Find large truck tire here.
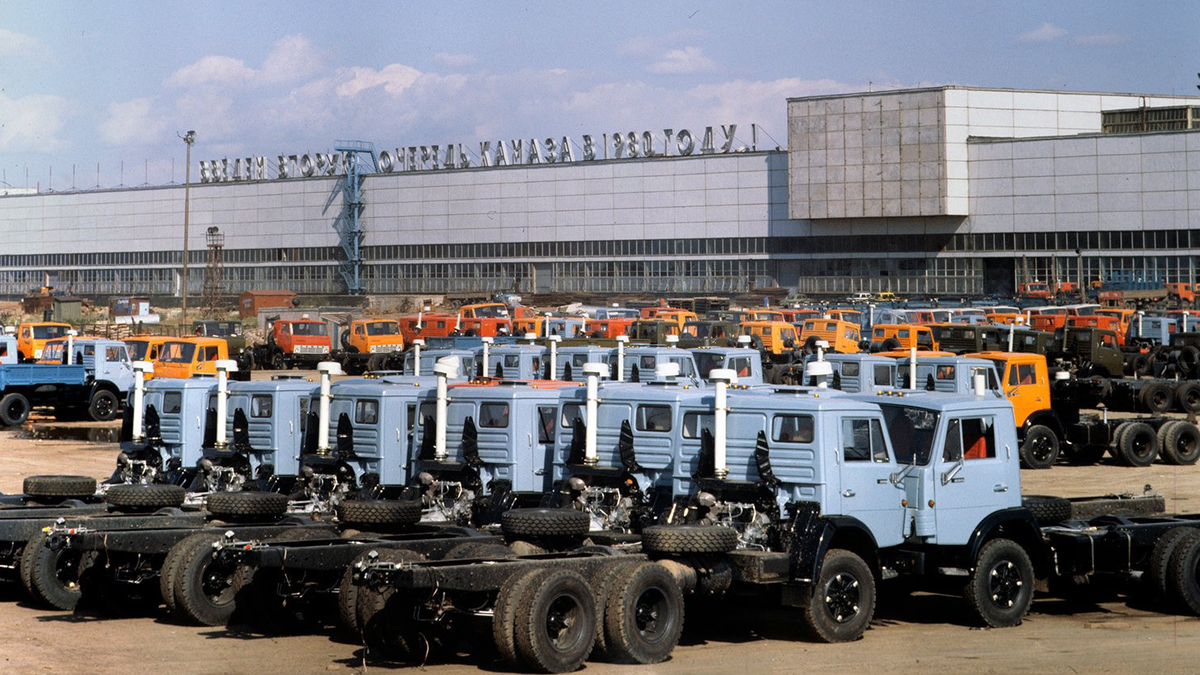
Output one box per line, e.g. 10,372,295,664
800,548,876,643
493,567,546,666
1021,495,1071,524
357,549,427,662
21,529,84,610
1167,530,1200,615
500,508,590,538
105,483,186,509
336,499,422,529
0,392,31,426
23,475,97,500
1139,383,1174,415
1162,422,1200,465
1145,526,1195,604
1175,382,1200,413
513,568,597,673
170,532,251,626
641,525,738,554
601,561,685,664
1116,422,1158,467
1018,425,1059,469
87,389,120,422
205,491,288,519
963,538,1035,628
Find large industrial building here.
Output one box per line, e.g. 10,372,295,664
2,85,1199,300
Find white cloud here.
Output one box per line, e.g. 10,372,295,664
0,91,70,151
335,64,423,98
98,98,168,146
431,52,477,68
260,35,323,83
647,46,717,74
618,29,707,58
1074,33,1129,47
1019,23,1067,43
0,27,46,60
166,55,255,88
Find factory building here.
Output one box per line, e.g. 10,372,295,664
2,86,1198,299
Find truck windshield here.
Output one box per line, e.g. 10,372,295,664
127,341,150,360
160,342,197,363
194,322,240,337
290,322,328,336
693,352,724,378
879,404,941,466
366,321,400,336
33,325,69,339
471,305,508,318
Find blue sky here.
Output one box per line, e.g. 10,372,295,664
1,1,1196,189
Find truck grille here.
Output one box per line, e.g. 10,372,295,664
294,345,330,355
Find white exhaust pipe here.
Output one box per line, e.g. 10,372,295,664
66,330,77,363
481,336,492,378
655,362,681,382
615,335,629,382
665,334,679,348
548,335,561,380
412,339,424,376
543,312,553,338
131,361,154,441
973,369,986,397
582,362,607,465
709,368,737,479
1008,324,1015,352
432,356,460,461
213,360,238,447
525,331,537,345
909,346,918,391
316,361,343,454
737,335,752,349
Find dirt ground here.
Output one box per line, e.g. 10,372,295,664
1,415,1199,675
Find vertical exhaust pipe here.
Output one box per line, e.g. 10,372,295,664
973,369,986,396
737,335,752,349
1008,324,1015,352
432,356,460,461
316,361,343,454
131,361,154,441
548,335,561,380
615,335,629,382
525,331,537,345
412,339,424,376
543,312,553,339
665,334,679,348
480,336,492,378
909,346,918,391
66,330,77,363
709,368,737,479
582,362,607,465
213,360,238,447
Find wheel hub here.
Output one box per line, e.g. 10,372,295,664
545,595,582,649
988,560,1023,607
824,572,861,624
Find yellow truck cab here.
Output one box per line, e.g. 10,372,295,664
346,319,405,354
738,320,799,355
154,337,230,379
17,322,71,362
798,318,862,353
657,309,699,330
870,324,937,352
968,351,1059,469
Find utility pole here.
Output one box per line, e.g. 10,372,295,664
180,130,196,324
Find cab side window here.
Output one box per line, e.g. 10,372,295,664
943,417,996,461
1008,363,1036,386
841,418,888,462
636,405,672,432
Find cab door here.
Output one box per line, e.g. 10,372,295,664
836,414,906,547
1002,361,1041,427
931,414,1018,545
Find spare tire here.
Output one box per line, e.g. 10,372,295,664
1116,422,1158,467
106,483,186,509
23,475,97,500
641,525,738,554
336,499,422,529
205,491,288,519
1178,346,1200,378
881,338,901,352
500,508,589,538
1021,495,1072,524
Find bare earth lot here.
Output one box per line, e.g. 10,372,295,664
1,416,1199,675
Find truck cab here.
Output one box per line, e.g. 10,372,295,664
481,344,546,379
1052,327,1124,377
115,378,216,486
739,321,800,359
554,346,614,381
403,348,478,378
967,351,1064,469
268,319,332,368
805,353,897,392
16,322,71,362
191,320,249,367
799,318,862,353
870,324,938,352
585,317,635,338
690,346,765,386
894,355,1004,397
344,319,405,355
154,337,231,379
612,346,702,385
0,335,15,365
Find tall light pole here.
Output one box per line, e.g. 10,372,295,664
180,130,196,325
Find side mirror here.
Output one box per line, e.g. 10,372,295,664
941,456,965,485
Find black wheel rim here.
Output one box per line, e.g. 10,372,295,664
543,593,586,652
201,557,240,607
1154,391,1169,408
95,395,115,418
633,586,671,643
823,572,861,624
987,559,1023,609
1132,434,1154,459
1177,434,1199,460
1029,435,1053,463
53,550,81,592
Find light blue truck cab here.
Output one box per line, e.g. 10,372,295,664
407,379,583,525
804,352,897,392
545,317,587,338
691,346,767,386
554,345,614,381
194,377,318,493
658,387,1031,641
0,335,15,365
610,346,703,385
403,348,478,378
0,338,133,425
114,377,216,485
893,355,1004,397
476,343,546,379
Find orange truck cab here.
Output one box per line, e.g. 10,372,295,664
345,319,405,354
1018,282,1052,299
656,309,699,329
1067,315,1125,345
399,313,459,342
1096,308,1136,336
1166,283,1197,305
738,321,799,357
968,351,1061,468
870,324,937,352
154,337,230,378
459,317,513,337
265,319,333,369
513,316,547,337
124,336,171,380
458,302,510,320
585,317,635,338
16,322,71,362
749,310,785,323
798,318,862,353
987,312,1027,326
640,305,684,319
1029,314,1067,333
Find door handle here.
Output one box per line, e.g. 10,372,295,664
843,489,856,498
876,478,889,485
993,484,1009,492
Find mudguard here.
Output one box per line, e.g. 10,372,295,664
965,506,1047,574
784,502,879,589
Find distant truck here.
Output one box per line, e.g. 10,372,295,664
191,320,251,369
0,338,133,425
16,322,71,362
338,318,406,374
249,318,332,370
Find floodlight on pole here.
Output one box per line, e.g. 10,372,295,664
180,130,196,325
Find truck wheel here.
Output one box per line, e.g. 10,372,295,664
1021,495,1071,524
800,548,876,643
601,562,684,664
588,559,641,660
1168,530,1200,615
1146,527,1195,604
513,568,597,673
1131,354,1151,377
24,474,97,500
366,354,385,372
336,499,422,529
269,350,285,371
0,392,31,426
21,529,84,610
641,524,738,555
964,538,1034,628
1139,383,1174,414
170,532,252,626
500,508,590,538
1019,425,1059,469
1178,346,1200,378
1176,382,1200,413
87,389,120,422
337,551,371,636
105,483,186,510
493,567,546,665
1117,422,1159,467
357,549,426,661
1163,423,1200,465
206,491,288,519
